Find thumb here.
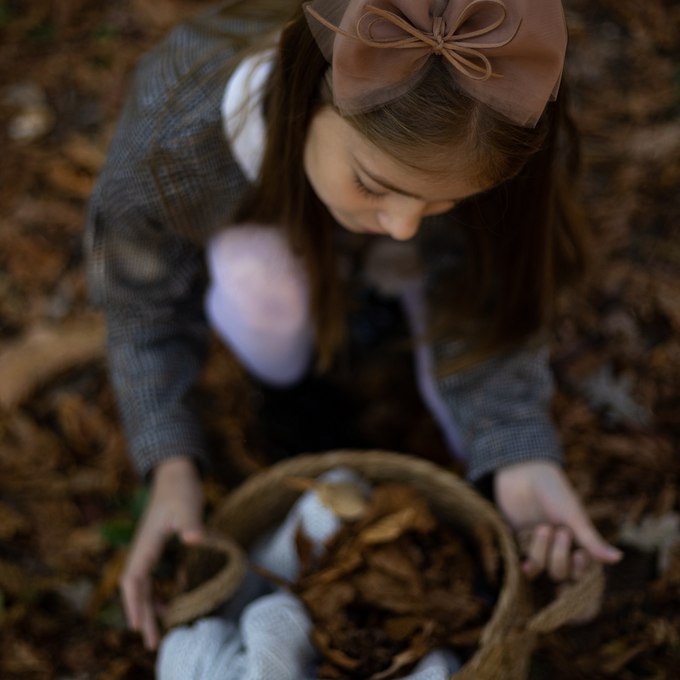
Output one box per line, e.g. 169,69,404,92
177,509,204,545
180,525,205,545
174,505,205,546
568,508,623,564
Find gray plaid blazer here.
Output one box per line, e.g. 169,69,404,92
85,4,562,481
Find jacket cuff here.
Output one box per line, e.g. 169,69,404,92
130,419,210,480
464,416,563,483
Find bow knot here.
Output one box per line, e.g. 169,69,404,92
354,0,518,82
432,16,445,54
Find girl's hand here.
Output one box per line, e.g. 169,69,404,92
494,461,623,581
120,456,204,650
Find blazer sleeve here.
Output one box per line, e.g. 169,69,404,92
434,340,563,482
84,11,253,478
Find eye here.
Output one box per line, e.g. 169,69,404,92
353,174,386,200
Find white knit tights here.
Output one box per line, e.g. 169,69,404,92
205,225,314,387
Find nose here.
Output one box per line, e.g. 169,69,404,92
376,197,456,241
376,199,425,241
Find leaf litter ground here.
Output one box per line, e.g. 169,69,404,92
0,1,678,678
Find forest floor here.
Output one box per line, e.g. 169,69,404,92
0,0,678,678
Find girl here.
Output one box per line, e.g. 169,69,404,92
85,0,623,651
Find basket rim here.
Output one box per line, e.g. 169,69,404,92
199,450,524,646
164,449,604,679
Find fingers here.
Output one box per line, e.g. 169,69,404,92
121,521,169,650
571,548,591,581
566,511,623,565
521,524,597,582
521,524,551,579
119,457,205,649
121,566,160,650
122,517,206,649
139,582,161,651
547,526,571,581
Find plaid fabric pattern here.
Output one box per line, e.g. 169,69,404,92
434,342,561,481
84,4,562,480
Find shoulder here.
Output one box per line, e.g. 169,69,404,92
123,10,256,152
110,6,278,161
93,10,271,237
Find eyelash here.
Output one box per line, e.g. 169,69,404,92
353,174,386,200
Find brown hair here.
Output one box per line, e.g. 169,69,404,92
233,2,590,368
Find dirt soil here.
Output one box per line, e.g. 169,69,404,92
0,0,678,678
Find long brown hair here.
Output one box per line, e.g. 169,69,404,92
231,1,590,369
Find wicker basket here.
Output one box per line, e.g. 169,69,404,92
164,450,603,680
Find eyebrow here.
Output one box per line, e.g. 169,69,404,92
353,157,462,203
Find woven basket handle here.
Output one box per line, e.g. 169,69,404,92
162,534,248,629
526,563,605,634
453,566,606,680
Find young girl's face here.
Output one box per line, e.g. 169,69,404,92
303,107,489,241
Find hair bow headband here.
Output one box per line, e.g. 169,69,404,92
304,0,568,127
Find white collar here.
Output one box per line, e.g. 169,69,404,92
221,49,276,182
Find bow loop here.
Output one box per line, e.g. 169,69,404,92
304,0,568,127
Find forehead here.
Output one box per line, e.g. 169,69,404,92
353,146,486,203
323,108,490,201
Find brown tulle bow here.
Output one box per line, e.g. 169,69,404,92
304,0,568,127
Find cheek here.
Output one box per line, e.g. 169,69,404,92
337,188,376,215
308,167,365,213
304,148,338,205
303,142,369,215
425,201,456,216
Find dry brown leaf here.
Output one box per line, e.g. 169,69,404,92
447,625,485,647
600,639,649,676
1,412,66,474
0,317,105,410
44,159,95,198
62,134,107,173
0,559,34,594
53,391,113,454
301,580,355,622
302,548,363,586
383,616,423,642
0,558,58,595
471,523,501,587
287,477,370,521
0,500,31,540
359,507,421,545
86,548,127,620
425,584,485,622
131,0,208,28
354,569,422,614
12,196,85,232
292,483,493,678
366,542,424,585
369,637,432,680
364,484,433,521
0,227,68,287
66,526,108,557
313,628,362,672
316,481,370,521
294,523,315,575
0,637,51,675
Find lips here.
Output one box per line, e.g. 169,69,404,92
361,224,386,236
